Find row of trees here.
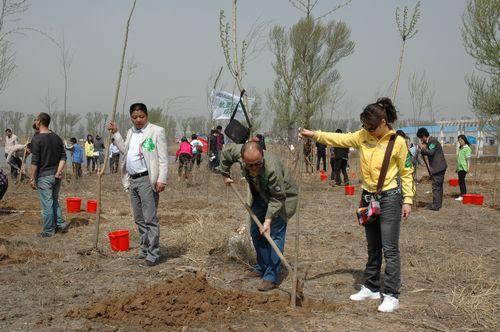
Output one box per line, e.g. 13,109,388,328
0,108,214,142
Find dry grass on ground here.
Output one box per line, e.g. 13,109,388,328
0,152,498,331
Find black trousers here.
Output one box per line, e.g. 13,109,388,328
6,154,20,178
329,158,335,180
431,170,446,209
458,170,467,196
361,188,402,297
333,158,349,185
316,153,326,171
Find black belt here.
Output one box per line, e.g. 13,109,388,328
130,170,148,179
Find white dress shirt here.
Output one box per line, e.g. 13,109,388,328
126,125,148,175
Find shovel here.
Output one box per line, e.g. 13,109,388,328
229,183,304,305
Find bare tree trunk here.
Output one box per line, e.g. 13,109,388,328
94,0,137,250
392,40,406,102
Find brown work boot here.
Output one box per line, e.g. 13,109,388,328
244,271,262,278
258,280,277,292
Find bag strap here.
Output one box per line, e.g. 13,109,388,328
229,90,252,129
376,134,396,195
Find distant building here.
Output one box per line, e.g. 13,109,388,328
397,120,498,157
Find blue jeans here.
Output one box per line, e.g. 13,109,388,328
37,175,66,235
250,196,287,284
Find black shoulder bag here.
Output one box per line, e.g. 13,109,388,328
224,90,252,144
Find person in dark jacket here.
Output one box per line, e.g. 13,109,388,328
417,128,447,211
331,129,350,185
30,112,68,237
315,141,327,172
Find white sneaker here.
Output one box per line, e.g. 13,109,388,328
378,294,400,312
455,196,463,201
349,285,381,301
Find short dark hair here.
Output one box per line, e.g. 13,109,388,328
181,136,188,142
191,134,197,140
130,102,148,115
241,141,264,157
416,128,430,138
335,129,343,133
70,137,77,144
5,128,11,133
37,112,51,127
216,125,222,130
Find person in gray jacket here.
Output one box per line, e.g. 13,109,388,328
108,103,168,266
417,128,447,211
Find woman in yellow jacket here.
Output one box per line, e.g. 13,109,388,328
84,135,95,173
300,97,414,313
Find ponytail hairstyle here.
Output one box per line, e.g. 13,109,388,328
360,97,398,129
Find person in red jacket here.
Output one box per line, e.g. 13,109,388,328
175,136,193,178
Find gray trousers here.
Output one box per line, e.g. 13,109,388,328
129,175,160,263
431,170,446,209
361,189,402,297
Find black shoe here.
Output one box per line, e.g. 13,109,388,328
426,205,440,211
140,259,159,267
55,226,68,234
38,232,54,238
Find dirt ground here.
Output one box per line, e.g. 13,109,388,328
0,152,498,331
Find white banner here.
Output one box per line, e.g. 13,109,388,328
211,90,254,120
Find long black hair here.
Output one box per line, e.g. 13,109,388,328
458,134,470,146
360,97,397,128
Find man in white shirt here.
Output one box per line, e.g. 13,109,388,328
108,103,168,267
4,129,19,178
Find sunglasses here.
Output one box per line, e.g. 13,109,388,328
362,119,386,132
245,160,263,169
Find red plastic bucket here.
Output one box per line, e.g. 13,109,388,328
319,170,328,181
449,178,459,187
108,230,130,252
462,194,475,205
344,185,355,196
473,194,484,205
87,199,98,213
66,197,82,213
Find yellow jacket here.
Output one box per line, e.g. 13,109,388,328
84,141,94,157
313,129,414,204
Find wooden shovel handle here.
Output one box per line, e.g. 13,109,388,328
229,183,292,271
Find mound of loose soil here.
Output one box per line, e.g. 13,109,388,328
68,271,340,330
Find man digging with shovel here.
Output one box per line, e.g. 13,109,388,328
220,141,298,291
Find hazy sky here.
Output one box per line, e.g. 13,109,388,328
1,0,477,127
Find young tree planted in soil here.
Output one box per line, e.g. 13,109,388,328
393,1,421,102
94,0,137,250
